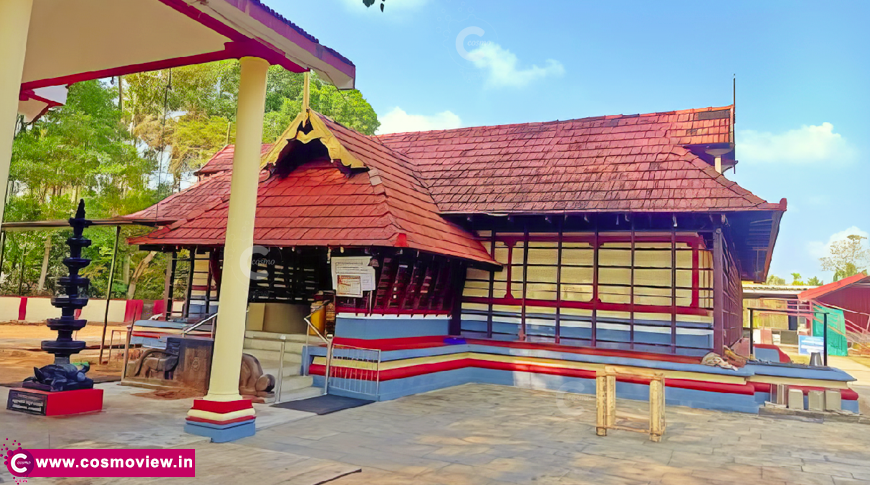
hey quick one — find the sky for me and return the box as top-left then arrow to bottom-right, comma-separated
276,0 -> 869,283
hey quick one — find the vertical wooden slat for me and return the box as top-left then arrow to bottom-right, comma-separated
449,261 -> 465,335
204,250 -> 213,315
671,229 -> 677,353
281,247 -> 292,303
520,224 -> 529,341
713,228 -> 724,353
434,260 -> 453,312
164,249 -> 177,318
382,254 -> 402,311
555,219 -> 563,344
505,243 -> 514,298
183,247 -> 196,318
266,248 -> 276,300
292,248 -> 301,303
630,223 -> 635,350
487,229 -> 496,338
426,259 -> 444,311
592,226 -> 599,347
691,241 -> 700,308
399,256 -> 421,311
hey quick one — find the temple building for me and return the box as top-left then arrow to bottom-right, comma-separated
123,105 -> 858,415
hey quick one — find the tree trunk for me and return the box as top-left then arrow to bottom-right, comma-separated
122,254 -> 130,285
127,251 -> 156,299
37,236 -> 51,292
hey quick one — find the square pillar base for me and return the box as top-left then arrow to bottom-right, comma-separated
6,388 -> 103,416
185,417 -> 256,443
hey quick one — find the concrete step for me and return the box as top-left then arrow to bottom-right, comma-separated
279,375 -> 314,393
275,386 -> 324,403
244,331 -> 309,343
243,348 -> 302,365
259,361 -> 302,378
243,337 -> 305,353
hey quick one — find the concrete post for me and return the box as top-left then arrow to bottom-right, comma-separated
186,57 -> 268,442
0,0 -> 34,227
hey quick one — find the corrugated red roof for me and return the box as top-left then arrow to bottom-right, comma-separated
799,273 -> 870,301
129,115 -> 494,265
376,105 -> 782,214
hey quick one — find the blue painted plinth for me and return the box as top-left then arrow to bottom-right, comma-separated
185,418 -> 256,443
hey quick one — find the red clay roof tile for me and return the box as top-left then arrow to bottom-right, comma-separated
376,105 -> 780,214
129,115 -> 495,265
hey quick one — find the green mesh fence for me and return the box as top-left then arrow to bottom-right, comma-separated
812,306 -> 848,357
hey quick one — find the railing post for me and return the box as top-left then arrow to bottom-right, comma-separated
649,374 -> 665,442
121,322 -> 133,382
823,312 -> 828,366
323,335 -> 334,394
596,371 -> 607,436
748,308 -> 754,357
276,336 -> 286,402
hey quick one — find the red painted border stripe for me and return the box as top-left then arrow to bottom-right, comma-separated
330,335 -> 703,364
186,415 -> 255,426
751,382 -> 858,401
310,359 -> 757,395
191,399 -> 253,414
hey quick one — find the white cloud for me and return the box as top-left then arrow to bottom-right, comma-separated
807,226 -> 869,259
738,122 -> 854,164
376,107 -> 462,134
464,43 -> 564,89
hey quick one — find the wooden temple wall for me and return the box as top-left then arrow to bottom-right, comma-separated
460,230 -> 724,356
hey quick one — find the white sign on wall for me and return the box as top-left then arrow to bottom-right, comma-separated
331,256 -> 376,297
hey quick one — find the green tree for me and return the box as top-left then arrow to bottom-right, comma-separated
766,275 -> 786,285
806,276 -> 824,286
4,80 -> 163,298
124,63 -> 379,189
820,234 -> 870,281
790,273 -> 804,285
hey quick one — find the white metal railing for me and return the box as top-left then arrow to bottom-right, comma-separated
325,343 -> 381,398
182,313 -> 218,338
304,308 -> 332,395
243,334 -> 290,402
302,308 -> 381,398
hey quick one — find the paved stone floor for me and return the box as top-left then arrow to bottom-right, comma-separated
0,383 -> 363,484
4,382 -> 870,484
241,384 -> 870,485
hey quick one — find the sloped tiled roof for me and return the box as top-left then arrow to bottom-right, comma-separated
377,105 -> 784,214
129,114 -> 494,265
194,144 -> 273,177
125,171 -> 237,222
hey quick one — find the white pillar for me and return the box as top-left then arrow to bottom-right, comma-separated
202,57 -> 268,402
0,0 -> 34,226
